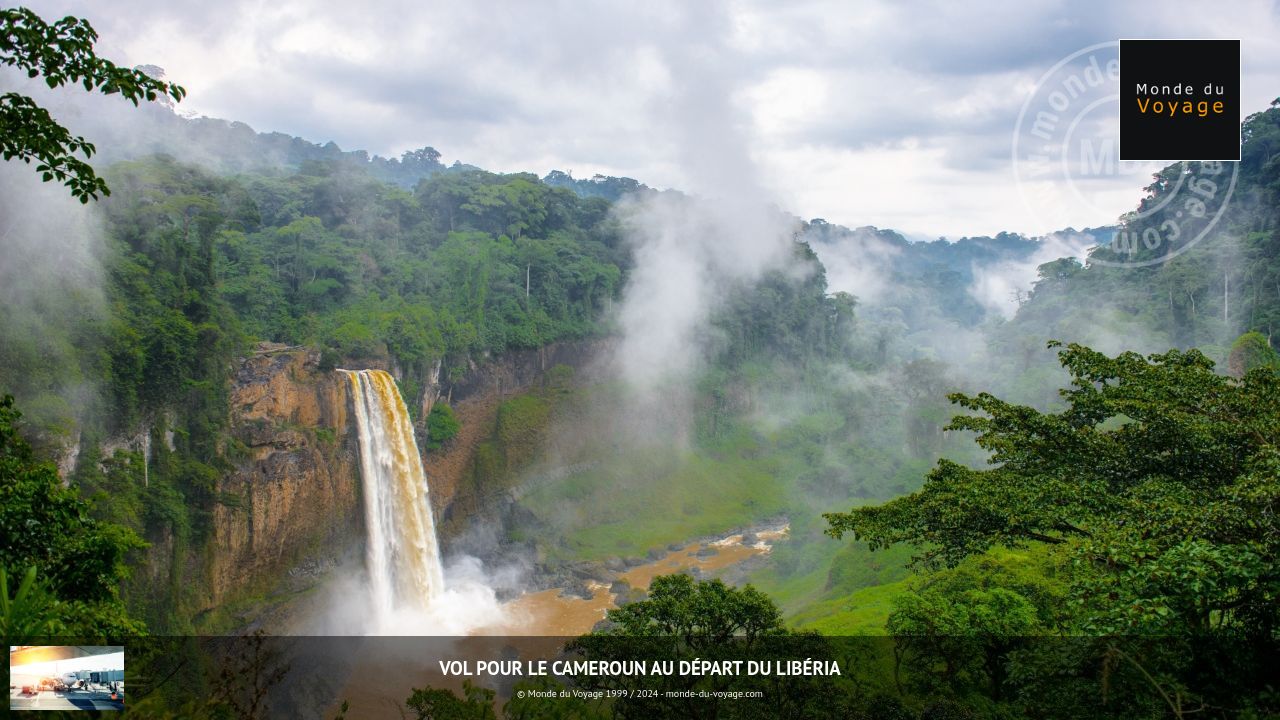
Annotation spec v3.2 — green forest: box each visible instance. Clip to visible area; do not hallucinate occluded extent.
[3,7,1280,719]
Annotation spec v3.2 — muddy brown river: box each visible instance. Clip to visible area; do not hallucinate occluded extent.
[487,525,789,636]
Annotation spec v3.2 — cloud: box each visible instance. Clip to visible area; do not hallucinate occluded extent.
[18,0,1280,237]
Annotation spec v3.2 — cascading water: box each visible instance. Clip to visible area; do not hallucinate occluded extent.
[341,369,445,623]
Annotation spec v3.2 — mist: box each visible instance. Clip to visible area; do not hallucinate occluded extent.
[0,160,107,448]
[968,231,1095,318]
[807,225,903,305]
[303,553,519,636]
[606,4,797,441]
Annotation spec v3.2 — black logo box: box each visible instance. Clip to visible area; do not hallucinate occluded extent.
[1119,39,1240,161]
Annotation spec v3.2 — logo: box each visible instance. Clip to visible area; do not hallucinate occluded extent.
[1120,39,1240,161]
[1013,41,1238,268]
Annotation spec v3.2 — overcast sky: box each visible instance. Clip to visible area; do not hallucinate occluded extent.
[20,0,1280,239]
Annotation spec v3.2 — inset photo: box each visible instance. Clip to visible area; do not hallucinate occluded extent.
[9,646,125,712]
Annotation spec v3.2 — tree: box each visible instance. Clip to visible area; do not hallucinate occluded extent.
[427,402,461,450]
[826,342,1280,637]
[405,680,496,720]
[568,574,843,720]
[1227,330,1280,377]
[1,7,185,201]
[824,343,1280,715]
[0,395,145,636]
[883,551,1067,702]
[597,573,785,642]
[900,358,953,458]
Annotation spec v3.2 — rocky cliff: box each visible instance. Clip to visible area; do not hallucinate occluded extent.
[206,343,363,621]
[421,340,606,537]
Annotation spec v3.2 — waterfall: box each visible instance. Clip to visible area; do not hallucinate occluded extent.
[341,369,445,621]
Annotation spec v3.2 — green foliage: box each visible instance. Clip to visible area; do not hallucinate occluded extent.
[0,395,145,636]
[494,395,549,465]
[1227,330,1280,377]
[0,565,64,637]
[884,550,1067,701]
[201,163,625,376]
[712,242,848,368]
[405,680,496,720]
[1,7,185,200]
[600,573,785,640]
[901,359,956,458]
[570,574,848,720]
[426,402,461,450]
[73,446,147,532]
[542,170,650,202]
[100,157,245,443]
[827,342,1280,636]
[824,542,913,597]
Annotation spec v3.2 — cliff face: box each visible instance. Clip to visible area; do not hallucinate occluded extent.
[207,344,362,613]
[423,341,606,539]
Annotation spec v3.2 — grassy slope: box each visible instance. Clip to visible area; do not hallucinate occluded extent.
[518,437,789,564]
[481,371,923,632]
